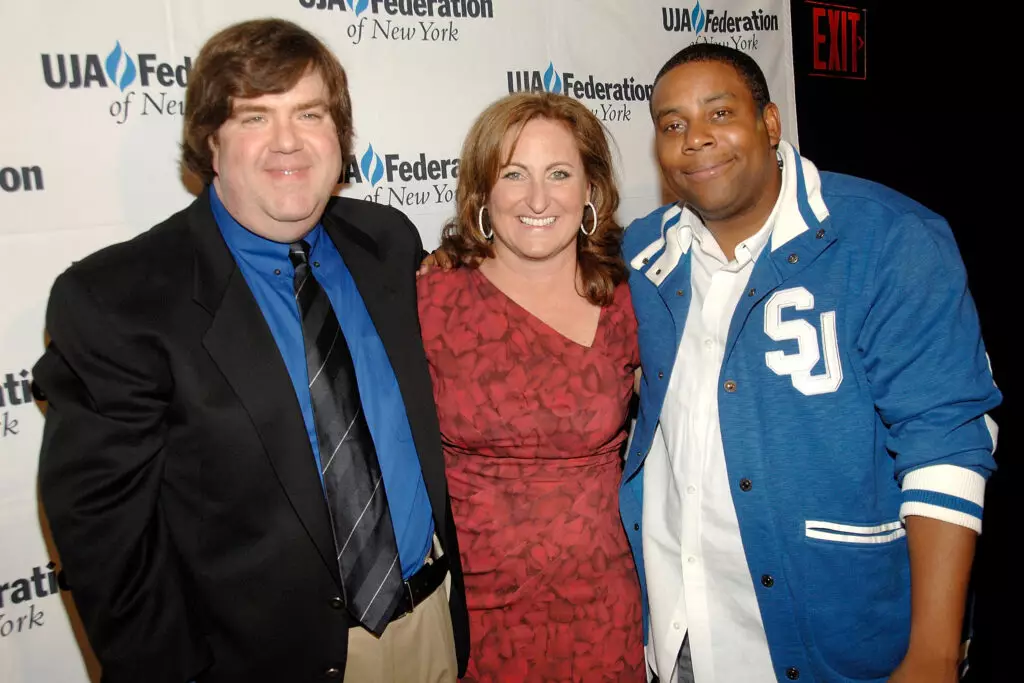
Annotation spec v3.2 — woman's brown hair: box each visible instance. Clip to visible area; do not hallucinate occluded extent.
[182,19,352,185]
[438,92,625,307]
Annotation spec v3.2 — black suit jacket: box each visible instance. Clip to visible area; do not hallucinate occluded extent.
[34,189,469,682]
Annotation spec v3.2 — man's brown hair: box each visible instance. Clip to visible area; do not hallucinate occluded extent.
[182,18,352,184]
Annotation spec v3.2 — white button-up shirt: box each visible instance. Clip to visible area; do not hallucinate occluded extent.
[642,199,782,682]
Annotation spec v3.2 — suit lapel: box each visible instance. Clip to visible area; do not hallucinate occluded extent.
[188,192,340,586]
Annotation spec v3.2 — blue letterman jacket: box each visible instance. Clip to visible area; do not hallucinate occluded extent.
[620,142,1001,682]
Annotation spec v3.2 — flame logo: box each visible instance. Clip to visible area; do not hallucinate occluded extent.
[360,144,385,186]
[104,41,137,92]
[692,1,706,35]
[543,62,562,94]
[346,0,370,16]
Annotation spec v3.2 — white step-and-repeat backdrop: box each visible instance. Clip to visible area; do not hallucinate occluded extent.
[0,1,796,679]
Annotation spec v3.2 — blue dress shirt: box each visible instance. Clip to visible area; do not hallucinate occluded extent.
[210,187,433,580]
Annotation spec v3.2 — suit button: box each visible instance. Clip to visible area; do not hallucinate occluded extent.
[329,596,343,609]
[787,253,799,264]
[676,289,684,296]
[723,379,737,392]
[761,574,774,588]
[633,523,640,531]
[325,667,343,679]
[739,478,752,492]
[786,667,801,680]
[657,371,664,379]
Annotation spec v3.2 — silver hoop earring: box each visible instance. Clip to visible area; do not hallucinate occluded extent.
[478,205,493,240]
[580,201,597,237]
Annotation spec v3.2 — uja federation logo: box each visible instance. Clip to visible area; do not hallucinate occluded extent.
[662,1,779,50]
[507,62,653,123]
[0,369,34,440]
[343,143,460,208]
[0,562,70,639]
[299,0,494,45]
[0,166,43,194]
[41,41,192,124]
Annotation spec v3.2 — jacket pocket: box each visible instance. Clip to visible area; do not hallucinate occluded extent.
[804,519,905,544]
[796,518,910,679]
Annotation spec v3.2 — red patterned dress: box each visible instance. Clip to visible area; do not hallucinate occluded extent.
[417,266,645,683]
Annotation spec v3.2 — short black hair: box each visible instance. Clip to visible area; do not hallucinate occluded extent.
[653,44,771,113]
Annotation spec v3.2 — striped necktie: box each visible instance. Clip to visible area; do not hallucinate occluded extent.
[289,239,403,635]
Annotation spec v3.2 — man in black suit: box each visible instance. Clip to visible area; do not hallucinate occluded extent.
[33,18,468,683]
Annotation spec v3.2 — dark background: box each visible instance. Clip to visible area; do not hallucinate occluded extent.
[789,2,1013,680]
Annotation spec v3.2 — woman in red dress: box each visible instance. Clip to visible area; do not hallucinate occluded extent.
[417,92,644,682]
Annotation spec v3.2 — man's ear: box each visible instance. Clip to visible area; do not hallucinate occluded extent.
[762,102,782,148]
[209,134,220,175]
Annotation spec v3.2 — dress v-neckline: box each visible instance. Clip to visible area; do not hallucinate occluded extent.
[470,267,605,351]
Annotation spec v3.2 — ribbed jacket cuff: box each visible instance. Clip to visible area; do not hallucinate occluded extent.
[900,464,986,534]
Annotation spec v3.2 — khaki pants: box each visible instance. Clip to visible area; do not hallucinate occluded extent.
[343,545,457,683]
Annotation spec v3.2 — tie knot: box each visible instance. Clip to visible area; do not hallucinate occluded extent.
[289,240,311,269]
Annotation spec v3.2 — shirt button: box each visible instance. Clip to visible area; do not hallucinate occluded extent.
[786,667,801,680]
[673,621,681,630]
[329,596,343,609]
[761,574,774,588]
[704,339,713,349]
[739,478,753,492]
[687,556,697,564]
[723,379,737,392]
[686,485,697,494]
[787,253,799,264]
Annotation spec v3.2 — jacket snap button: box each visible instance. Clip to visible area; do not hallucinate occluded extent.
[739,478,752,492]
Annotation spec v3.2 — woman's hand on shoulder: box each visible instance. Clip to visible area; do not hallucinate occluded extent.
[417,249,454,278]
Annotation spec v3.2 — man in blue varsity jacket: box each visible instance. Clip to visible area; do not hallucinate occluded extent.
[621,44,1001,683]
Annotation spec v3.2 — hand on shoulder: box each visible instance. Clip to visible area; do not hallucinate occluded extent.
[417,249,454,278]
